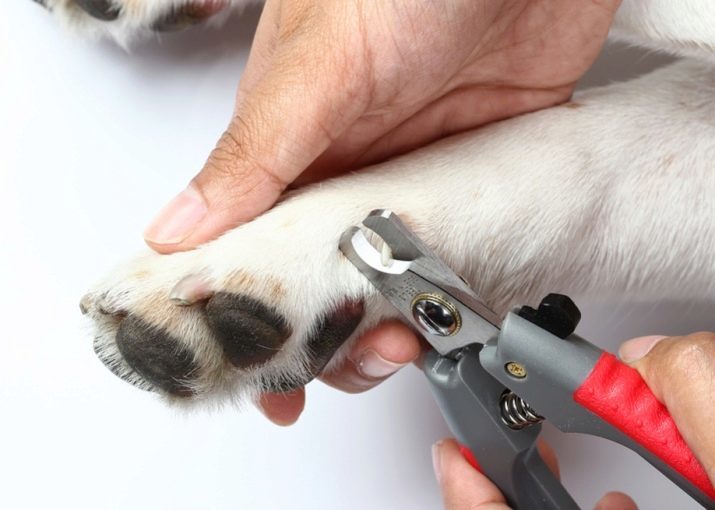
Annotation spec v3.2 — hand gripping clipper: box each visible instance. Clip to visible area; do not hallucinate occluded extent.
[339,210,715,510]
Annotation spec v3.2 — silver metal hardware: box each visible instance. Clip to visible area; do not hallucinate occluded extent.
[411,293,461,336]
[500,390,544,430]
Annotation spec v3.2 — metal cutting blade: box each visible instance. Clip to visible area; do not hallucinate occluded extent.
[339,209,501,356]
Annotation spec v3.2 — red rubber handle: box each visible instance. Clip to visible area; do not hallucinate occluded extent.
[458,443,482,473]
[573,352,715,500]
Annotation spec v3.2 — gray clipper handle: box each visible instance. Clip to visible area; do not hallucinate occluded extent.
[480,313,714,510]
[423,345,579,509]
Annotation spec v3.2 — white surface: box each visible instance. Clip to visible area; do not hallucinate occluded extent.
[0,3,709,509]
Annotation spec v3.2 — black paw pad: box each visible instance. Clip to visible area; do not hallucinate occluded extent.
[115,316,198,396]
[206,294,292,369]
[74,0,120,21]
[266,300,364,392]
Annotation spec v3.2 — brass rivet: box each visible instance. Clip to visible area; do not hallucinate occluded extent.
[505,362,527,378]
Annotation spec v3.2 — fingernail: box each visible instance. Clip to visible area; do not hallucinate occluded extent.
[618,335,668,363]
[432,441,444,484]
[355,349,408,379]
[144,184,207,245]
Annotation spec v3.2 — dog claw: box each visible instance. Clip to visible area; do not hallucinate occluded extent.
[79,294,92,315]
[169,274,214,306]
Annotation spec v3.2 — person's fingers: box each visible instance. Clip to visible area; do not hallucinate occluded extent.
[256,320,419,424]
[593,492,638,510]
[144,1,371,253]
[434,439,635,510]
[256,387,305,426]
[618,333,715,482]
[536,439,560,479]
[432,440,560,509]
[432,438,511,509]
[320,320,422,393]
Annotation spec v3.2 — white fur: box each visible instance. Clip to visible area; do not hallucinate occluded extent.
[612,0,715,61]
[71,1,715,405]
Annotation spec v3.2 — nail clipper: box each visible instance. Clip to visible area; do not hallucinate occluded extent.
[339,209,715,510]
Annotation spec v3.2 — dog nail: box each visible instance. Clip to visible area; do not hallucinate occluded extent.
[79,294,92,315]
[169,274,214,306]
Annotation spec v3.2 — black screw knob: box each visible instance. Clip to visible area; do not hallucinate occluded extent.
[517,293,581,339]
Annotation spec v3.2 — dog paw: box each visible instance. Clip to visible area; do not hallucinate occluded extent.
[37,0,254,42]
[81,198,389,405]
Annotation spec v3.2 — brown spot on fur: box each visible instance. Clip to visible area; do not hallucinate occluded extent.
[131,291,190,333]
[223,270,256,291]
[396,212,416,229]
[662,154,675,169]
[562,101,583,109]
[132,270,151,281]
[269,280,285,300]
[222,271,285,300]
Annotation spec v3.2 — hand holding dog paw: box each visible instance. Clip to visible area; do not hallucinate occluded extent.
[143,0,621,253]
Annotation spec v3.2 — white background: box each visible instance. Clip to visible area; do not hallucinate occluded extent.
[1,3,710,509]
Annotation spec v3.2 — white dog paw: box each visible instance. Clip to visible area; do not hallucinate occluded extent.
[80,200,384,404]
[36,0,253,41]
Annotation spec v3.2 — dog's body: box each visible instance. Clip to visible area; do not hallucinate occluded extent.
[43,0,715,404]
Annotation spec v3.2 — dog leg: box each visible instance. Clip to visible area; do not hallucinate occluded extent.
[81,60,715,405]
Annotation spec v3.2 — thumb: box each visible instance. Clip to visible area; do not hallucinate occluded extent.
[618,333,715,482]
[144,3,369,253]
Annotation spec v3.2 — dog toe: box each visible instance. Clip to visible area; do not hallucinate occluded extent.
[304,301,365,377]
[206,293,292,369]
[115,315,199,397]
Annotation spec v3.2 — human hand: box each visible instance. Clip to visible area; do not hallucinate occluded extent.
[431,332,715,509]
[432,438,637,509]
[143,0,622,423]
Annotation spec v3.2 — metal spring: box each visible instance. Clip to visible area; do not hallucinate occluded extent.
[500,390,544,430]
